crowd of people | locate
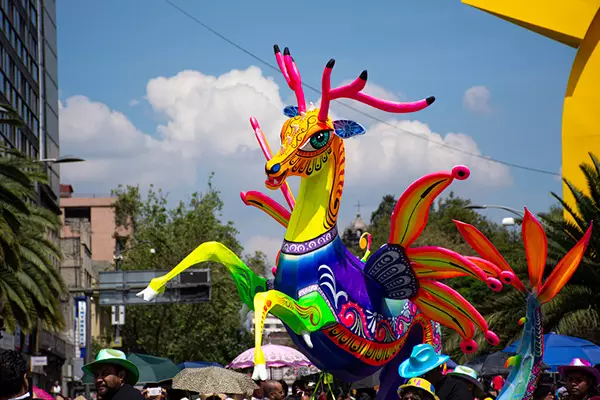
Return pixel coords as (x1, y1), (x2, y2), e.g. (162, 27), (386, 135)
(1, 345), (599, 400)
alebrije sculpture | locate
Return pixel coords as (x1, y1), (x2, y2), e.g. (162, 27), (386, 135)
(138, 45), (506, 399)
(454, 210), (593, 400)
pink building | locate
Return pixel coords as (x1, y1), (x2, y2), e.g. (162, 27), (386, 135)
(60, 184), (130, 272)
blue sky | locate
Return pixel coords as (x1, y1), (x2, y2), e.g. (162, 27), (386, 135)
(57, 0), (576, 259)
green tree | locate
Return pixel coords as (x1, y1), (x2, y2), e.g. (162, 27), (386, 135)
(112, 179), (267, 364)
(0, 106), (66, 332)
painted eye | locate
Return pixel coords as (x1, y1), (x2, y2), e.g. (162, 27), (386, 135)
(300, 130), (331, 152)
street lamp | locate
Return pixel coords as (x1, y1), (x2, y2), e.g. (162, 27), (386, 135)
(38, 155), (85, 164)
(463, 204), (525, 218)
(112, 240), (155, 349)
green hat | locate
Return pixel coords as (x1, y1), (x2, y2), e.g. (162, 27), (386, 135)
(82, 349), (140, 385)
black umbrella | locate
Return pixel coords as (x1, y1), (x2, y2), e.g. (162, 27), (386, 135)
(466, 351), (549, 376)
(465, 352), (511, 376)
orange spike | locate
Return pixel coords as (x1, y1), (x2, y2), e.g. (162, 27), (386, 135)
(537, 222), (593, 304)
(454, 220), (527, 292)
(522, 207), (548, 293)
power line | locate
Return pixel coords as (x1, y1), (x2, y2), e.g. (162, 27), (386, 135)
(164, 0), (561, 178)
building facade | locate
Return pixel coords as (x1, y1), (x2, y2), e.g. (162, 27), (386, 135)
(0, 0), (66, 394)
(0, 0), (60, 208)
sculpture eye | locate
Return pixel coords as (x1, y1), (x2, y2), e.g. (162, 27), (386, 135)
(300, 130), (331, 152)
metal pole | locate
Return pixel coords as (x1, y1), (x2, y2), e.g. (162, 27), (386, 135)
(84, 293), (92, 398)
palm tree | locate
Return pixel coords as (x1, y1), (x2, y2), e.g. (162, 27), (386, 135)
(0, 103), (66, 333)
(539, 152), (600, 341)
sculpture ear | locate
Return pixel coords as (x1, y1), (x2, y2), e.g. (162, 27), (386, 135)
(333, 120), (366, 139)
(283, 106), (299, 118)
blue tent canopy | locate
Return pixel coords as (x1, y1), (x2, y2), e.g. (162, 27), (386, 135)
(177, 361), (223, 370)
(503, 333), (600, 372)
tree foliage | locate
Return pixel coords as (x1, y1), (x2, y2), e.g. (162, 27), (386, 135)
(0, 105), (66, 333)
(112, 178), (268, 364)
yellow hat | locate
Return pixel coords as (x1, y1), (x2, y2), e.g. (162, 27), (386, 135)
(398, 378), (440, 400)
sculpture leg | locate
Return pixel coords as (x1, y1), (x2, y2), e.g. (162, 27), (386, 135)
(252, 289), (336, 380)
(137, 241), (266, 308)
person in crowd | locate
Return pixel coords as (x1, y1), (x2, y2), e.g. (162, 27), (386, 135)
(397, 378), (439, 400)
(51, 381), (62, 397)
(447, 366), (485, 399)
(534, 385), (556, 400)
(558, 359), (600, 400)
(81, 348), (144, 400)
(263, 380), (286, 400)
(398, 344), (472, 400)
(0, 350), (30, 400)
(280, 381), (289, 398)
(252, 381), (265, 400)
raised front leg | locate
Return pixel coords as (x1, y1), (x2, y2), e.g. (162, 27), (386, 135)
(252, 289), (336, 380)
(240, 190), (291, 228)
(137, 241), (266, 309)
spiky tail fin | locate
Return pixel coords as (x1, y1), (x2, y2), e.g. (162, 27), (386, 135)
(537, 222), (593, 304)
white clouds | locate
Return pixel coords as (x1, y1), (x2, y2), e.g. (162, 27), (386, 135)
(146, 67), (287, 156)
(128, 99), (140, 106)
(463, 85), (491, 114)
(343, 119), (512, 187)
(59, 66), (512, 234)
(59, 96), (196, 191)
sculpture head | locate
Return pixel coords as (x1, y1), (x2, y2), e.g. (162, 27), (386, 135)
(264, 45), (436, 190)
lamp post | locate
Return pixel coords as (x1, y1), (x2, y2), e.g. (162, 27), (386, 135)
(38, 155), (86, 164)
(463, 204), (525, 218)
(112, 241), (155, 348)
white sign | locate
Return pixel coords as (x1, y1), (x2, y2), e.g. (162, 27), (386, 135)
(31, 356), (47, 366)
(77, 301), (86, 347)
(111, 305), (125, 326)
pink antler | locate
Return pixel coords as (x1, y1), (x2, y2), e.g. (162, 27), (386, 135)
(318, 59), (436, 122)
(274, 45), (306, 113)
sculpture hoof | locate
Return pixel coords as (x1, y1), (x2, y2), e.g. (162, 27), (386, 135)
(485, 331), (500, 346)
(302, 332), (313, 348)
(500, 271), (516, 284)
(252, 364), (268, 381)
(452, 165), (470, 181)
(486, 277), (503, 292)
(460, 339), (478, 353)
(136, 287), (159, 302)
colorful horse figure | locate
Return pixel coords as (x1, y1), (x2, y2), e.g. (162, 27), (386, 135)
(138, 45), (506, 398)
(454, 210), (593, 400)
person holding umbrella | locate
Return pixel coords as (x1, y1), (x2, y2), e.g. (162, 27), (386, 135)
(558, 359), (600, 400)
(447, 366), (484, 399)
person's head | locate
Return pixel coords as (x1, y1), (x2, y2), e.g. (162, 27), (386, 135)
(91, 363), (129, 397)
(264, 380), (285, 400)
(292, 381), (307, 397)
(533, 385), (555, 400)
(0, 350), (28, 400)
(398, 344), (449, 385)
(397, 378), (439, 400)
(280, 381), (289, 397)
(559, 359), (600, 398)
(448, 366), (484, 398)
(82, 348), (140, 398)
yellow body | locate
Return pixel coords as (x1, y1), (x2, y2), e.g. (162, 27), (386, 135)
(462, 0), (600, 218)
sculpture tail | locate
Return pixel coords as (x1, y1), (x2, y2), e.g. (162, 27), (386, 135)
(494, 215), (593, 400)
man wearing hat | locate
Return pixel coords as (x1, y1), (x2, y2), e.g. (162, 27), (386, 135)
(558, 358), (600, 400)
(398, 378), (440, 400)
(399, 344), (472, 400)
(82, 348), (144, 400)
(447, 366), (484, 399)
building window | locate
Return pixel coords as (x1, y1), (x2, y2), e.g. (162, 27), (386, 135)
(29, 4), (36, 28)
